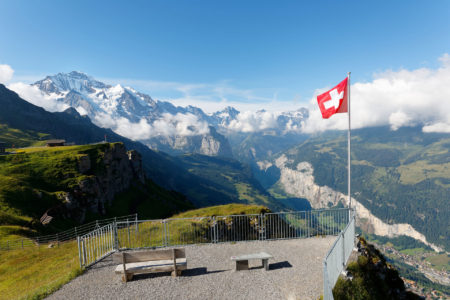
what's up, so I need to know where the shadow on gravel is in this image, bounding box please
[130,268,228,281]
[183,267,228,277]
[269,261,292,270]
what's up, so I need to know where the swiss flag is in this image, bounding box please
[316,78,348,119]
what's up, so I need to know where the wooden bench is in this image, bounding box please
[113,248,187,282]
[230,252,273,271]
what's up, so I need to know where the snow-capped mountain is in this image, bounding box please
[32,71,309,157]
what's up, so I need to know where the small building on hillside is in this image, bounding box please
[45,139,66,147]
[0,142,5,153]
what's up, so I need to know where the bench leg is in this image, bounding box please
[122,273,133,282]
[262,259,269,271]
[171,270,182,277]
[236,260,249,271]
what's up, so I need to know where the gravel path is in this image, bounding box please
[48,237,335,300]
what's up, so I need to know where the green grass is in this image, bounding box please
[399,248,428,255]
[397,160,450,185]
[0,241,81,300]
[0,143,121,231]
[0,124,50,148]
[399,247,428,255]
[172,203,270,218]
[426,253,450,272]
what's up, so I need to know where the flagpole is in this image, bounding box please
[347,72,352,220]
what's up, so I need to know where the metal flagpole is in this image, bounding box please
[347,72,352,220]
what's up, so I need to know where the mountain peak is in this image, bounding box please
[34,71,108,94]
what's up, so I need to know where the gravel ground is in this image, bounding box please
[48,237,335,300]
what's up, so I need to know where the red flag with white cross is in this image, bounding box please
[316,78,348,119]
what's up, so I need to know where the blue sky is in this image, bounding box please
[0,0,449,112]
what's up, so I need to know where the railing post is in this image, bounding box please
[75,226,78,237]
[135,214,138,241]
[212,216,216,243]
[77,236,83,268]
[163,220,168,247]
[260,214,265,241]
[323,260,331,300]
[308,211,311,238]
[127,219,131,248]
[114,222,119,250]
[342,231,345,268]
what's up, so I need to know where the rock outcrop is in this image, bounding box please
[274,156,443,252]
[61,143,145,222]
[145,126,233,157]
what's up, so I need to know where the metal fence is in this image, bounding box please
[77,223,116,267]
[0,214,137,251]
[323,210,355,300]
[78,208,350,268]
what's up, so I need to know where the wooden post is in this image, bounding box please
[122,252,128,282]
[171,249,177,277]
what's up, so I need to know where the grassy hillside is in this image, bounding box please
[0,143,113,234]
[0,142,193,240]
[0,124,50,148]
[172,203,270,218]
[0,241,80,300]
[274,126,450,250]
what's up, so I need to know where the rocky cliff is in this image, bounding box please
[273,155,443,252]
[144,126,233,157]
[57,143,145,222]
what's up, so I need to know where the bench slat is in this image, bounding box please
[113,248,186,263]
[115,259,187,274]
[230,252,273,261]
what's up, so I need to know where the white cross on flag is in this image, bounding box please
[316,77,348,119]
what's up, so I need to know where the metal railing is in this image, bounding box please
[0,214,137,251]
[78,223,116,267]
[78,208,351,268]
[323,210,356,300]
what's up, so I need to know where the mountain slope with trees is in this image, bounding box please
[267,126,449,250]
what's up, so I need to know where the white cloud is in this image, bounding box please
[389,111,412,131]
[302,54,450,133]
[114,117,154,140]
[227,110,278,132]
[93,111,209,141]
[422,122,450,133]
[7,82,69,112]
[0,64,14,83]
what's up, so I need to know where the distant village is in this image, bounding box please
[375,242,449,299]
